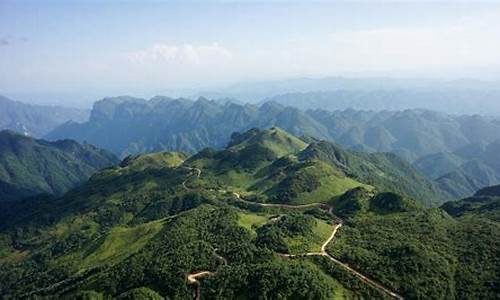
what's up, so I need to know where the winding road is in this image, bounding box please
[181,167,201,190]
[232,192,322,209]
[232,192,403,300]
[184,170,403,299]
[187,271,214,300]
[281,222,403,300]
[186,249,227,300]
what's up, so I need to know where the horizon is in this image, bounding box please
[1,0,500,107]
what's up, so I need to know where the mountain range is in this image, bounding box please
[415,140,500,198]
[0,128,497,299]
[194,77,500,115]
[264,89,500,116]
[46,96,500,198]
[0,130,119,201]
[48,96,500,159]
[0,96,89,137]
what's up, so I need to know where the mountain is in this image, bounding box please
[264,89,500,115]
[414,152,465,179]
[46,95,500,200]
[441,184,500,222]
[0,128,496,299]
[328,189,499,299]
[194,77,500,115]
[195,77,445,102]
[416,140,500,198]
[47,97,329,157]
[0,130,119,201]
[0,96,89,137]
[47,96,500,163]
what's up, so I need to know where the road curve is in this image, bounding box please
[232,192,321,209]
[232,192,404,300]
[186,249,226,300]
[187,271,214,284]
[322,253,403,300]
[181,167,202,190]
[187,271,214,300]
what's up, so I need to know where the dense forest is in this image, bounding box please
[0,128,498,299]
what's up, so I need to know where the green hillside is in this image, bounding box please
[0,130,119,201]
[0,128,497,299]
[441,184,500,222]
[328,192,500,299]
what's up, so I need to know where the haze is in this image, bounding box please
[1,0,500,107]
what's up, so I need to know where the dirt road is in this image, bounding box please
[233,192,403,299]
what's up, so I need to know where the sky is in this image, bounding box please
[1,0,500,107]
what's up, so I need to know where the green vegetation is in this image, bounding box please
[255,213,333,254]
[117,287,164,299]
[77,219,165,269]
[237,211,271,234]
[300,140,449,205]
[0,128,498,299]
[441,185,500,222]
[46,95,500,199]
[0,130,118,201]
[328,192,500,299]
[119,152,187,171]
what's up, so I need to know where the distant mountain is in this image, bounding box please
[193,77,500,115]
[306,109,500,162]
[0,128,495,299]
[46,96,500,200]
[264,89,500,116]
[0,130,118,201]
[0,96,89,137]
[47,96,330,157]
[416,140,500,198]
[47,96,500,163]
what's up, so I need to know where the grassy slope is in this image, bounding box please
[237,210,333,253]
[73,218,164,270]
[237,211,272,234]
[228,127,308,157]
[285,218,333,254]
[0,130,118,201]
[120,152,187,171]
[0,128,481,299]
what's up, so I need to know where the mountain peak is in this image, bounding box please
[228,127,308,158]
[259,100,285,113]
[119,151,187,171]
[0,133,118,201]
[89,96,147,122]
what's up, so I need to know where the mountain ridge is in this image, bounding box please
[0,128,497,299]
[47,96,500,161]
[0,130,119,201]
[0,96,89,137]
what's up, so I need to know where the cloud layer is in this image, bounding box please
[127,43,233,65]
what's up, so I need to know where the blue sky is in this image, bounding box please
[1,0,500,106]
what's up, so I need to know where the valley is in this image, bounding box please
[2,2,500,299]
[0,128,498,299]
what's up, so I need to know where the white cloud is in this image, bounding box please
[127,43,233,65]
[275,12,500,74]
